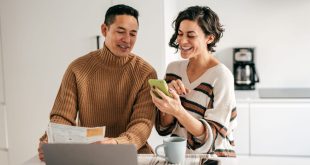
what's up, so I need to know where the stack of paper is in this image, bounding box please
[47,122,105,143]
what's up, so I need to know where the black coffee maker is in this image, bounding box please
[233,48,259,90]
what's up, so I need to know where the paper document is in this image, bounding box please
[47,122,105,143]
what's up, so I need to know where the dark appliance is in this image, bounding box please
[233,48,259,90]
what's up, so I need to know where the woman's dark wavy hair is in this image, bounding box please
[169,6,224,53]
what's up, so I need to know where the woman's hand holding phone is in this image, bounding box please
[150,87,185,117]
[148,79,190,98]
[148,79,189,117]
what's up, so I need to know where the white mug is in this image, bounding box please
[155,137,187,164]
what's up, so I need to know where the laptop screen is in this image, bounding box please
[42,143,137,165]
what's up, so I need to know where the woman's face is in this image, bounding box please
[177,20,211,59]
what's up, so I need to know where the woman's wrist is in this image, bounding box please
[160,112,174,127]
[174,106,186,119]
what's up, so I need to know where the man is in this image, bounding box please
[38,4,157,161]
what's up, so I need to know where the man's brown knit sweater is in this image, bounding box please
[40,45,157,153]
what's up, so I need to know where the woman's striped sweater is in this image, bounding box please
[155,60,237,157]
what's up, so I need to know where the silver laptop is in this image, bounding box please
[42,143,137,165]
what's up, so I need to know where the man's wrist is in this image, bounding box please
[114,136,128,144]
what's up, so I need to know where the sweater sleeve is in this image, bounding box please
[204,68,236,135]
[114,70,157,150]
[50,63,78,125]
[154,109,177,136]
[190,68,236,153]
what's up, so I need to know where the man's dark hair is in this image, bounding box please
[169,6,224,53]
[104,4,139,26]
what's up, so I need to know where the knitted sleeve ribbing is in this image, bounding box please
[114,69,157,150]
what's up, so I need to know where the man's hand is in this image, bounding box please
[38,139,47,161]
[93,137,117,144]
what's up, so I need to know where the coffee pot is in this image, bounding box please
[236,65,251,85]
[233,48,259,90]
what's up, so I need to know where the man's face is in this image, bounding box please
[101,15,138,57]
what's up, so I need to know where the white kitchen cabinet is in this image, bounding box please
[234,103,250,155]
[0,150,8,165]
[250,102,310,156]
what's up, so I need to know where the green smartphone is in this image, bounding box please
[148,79,172,98]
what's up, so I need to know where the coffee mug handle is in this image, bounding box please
[155,144,166,159]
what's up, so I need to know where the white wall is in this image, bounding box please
[179,0,310,88]
[112,0,167,78]
[164,0,182,71]
[0,2,9,164]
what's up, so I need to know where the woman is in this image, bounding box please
[150,6,237,157]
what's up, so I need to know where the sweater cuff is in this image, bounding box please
[194,132,207,143]
[114,136,129,144]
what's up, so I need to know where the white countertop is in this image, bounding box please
[235,90,310,103]
[23,155,238,165]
